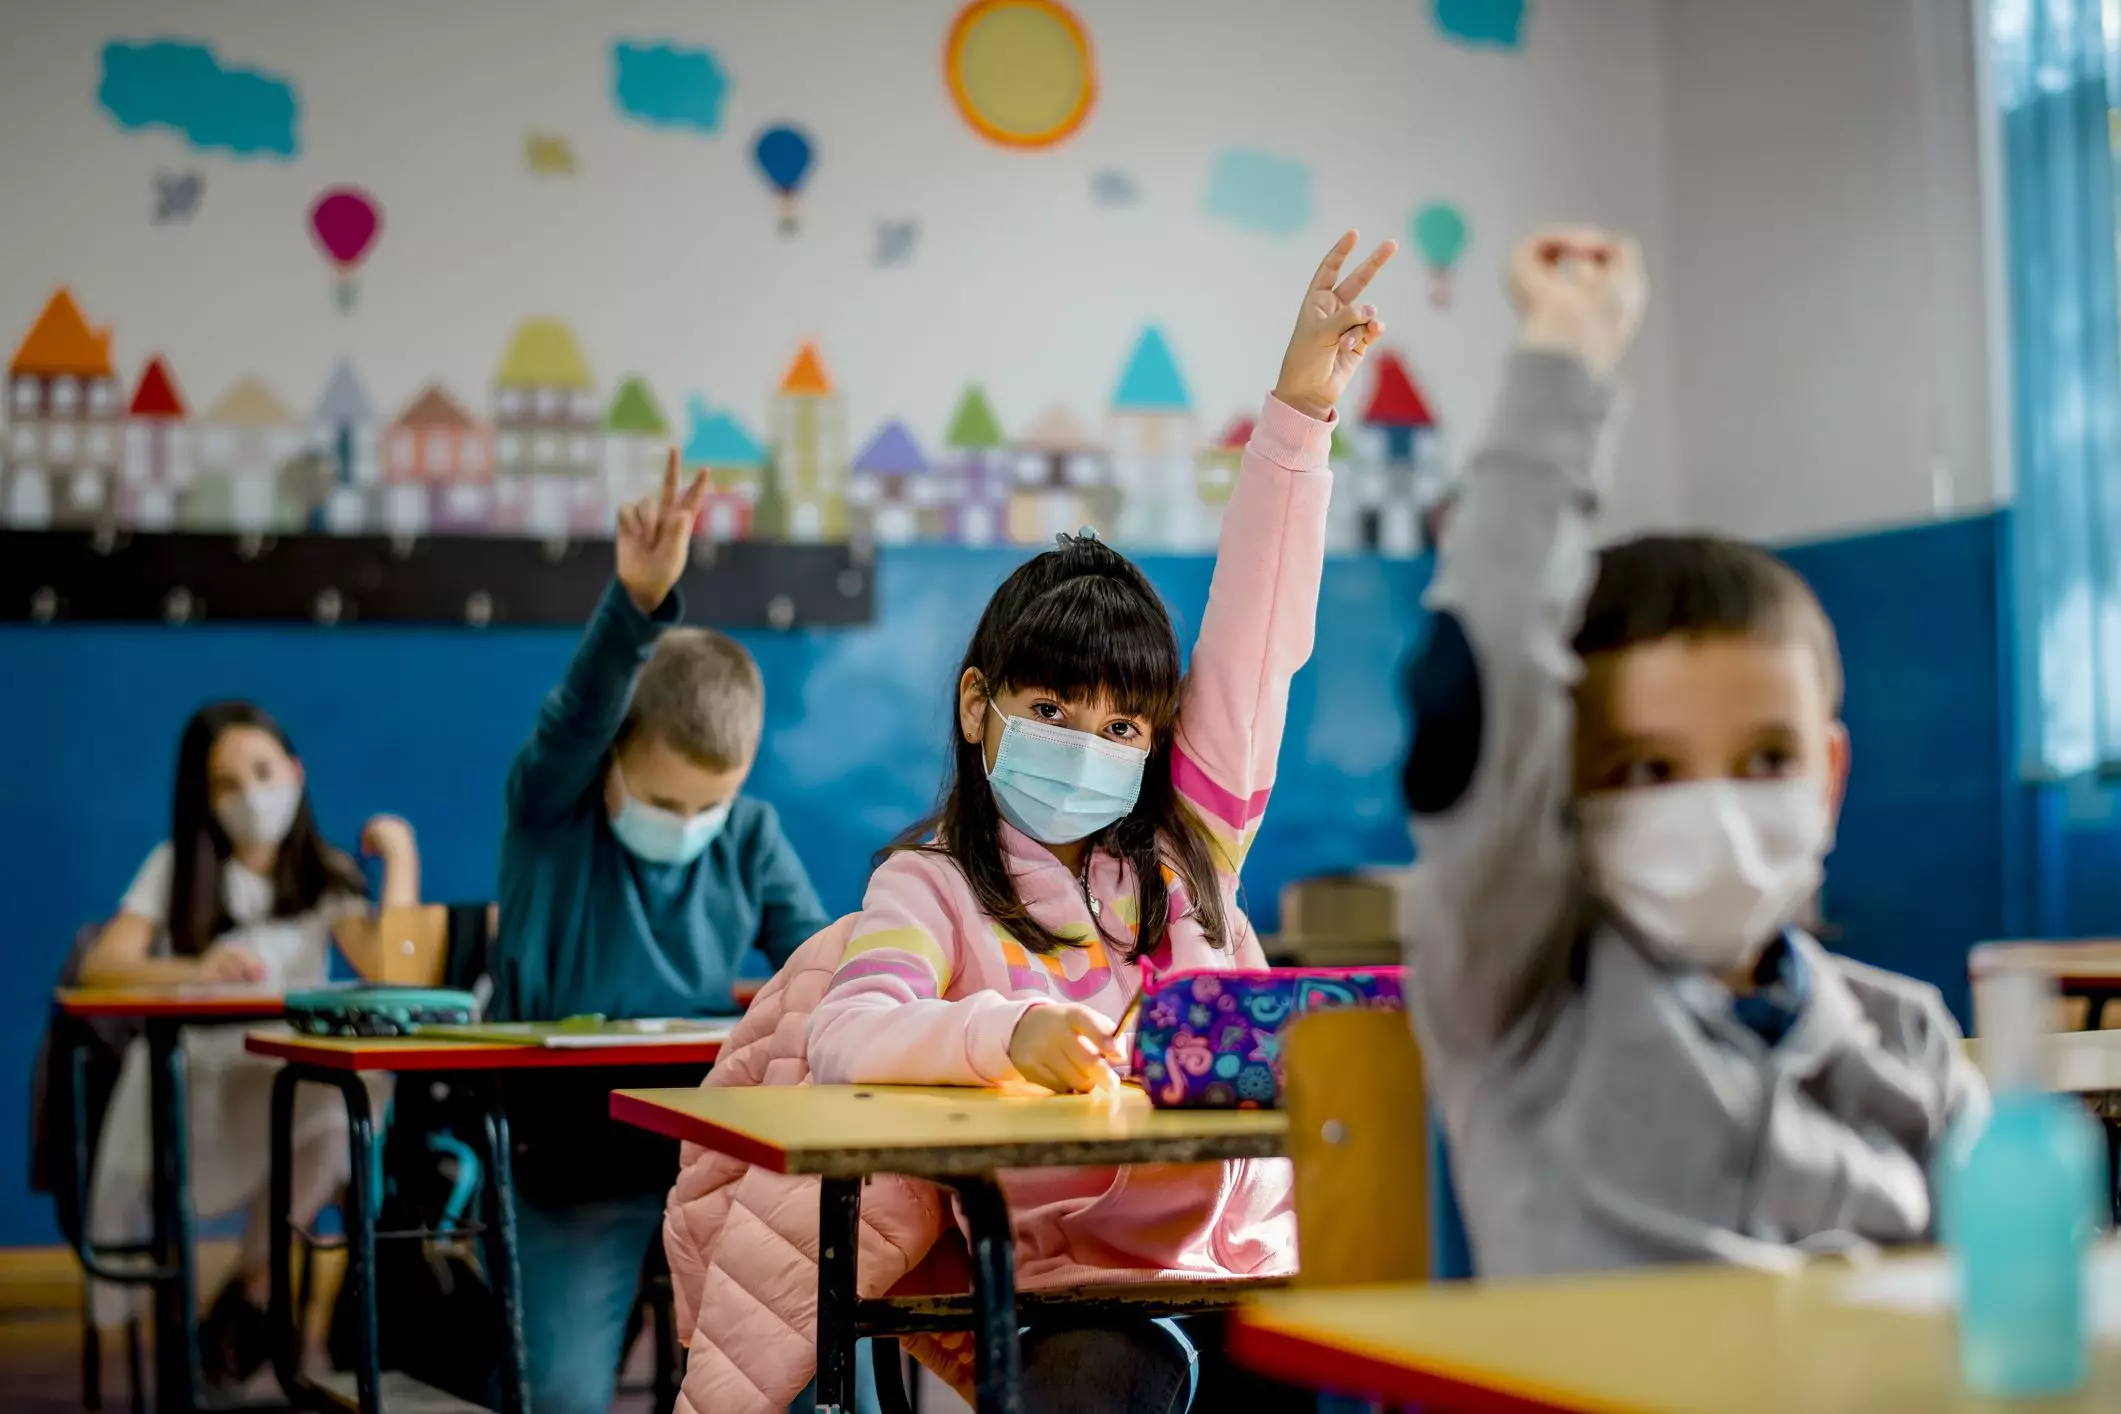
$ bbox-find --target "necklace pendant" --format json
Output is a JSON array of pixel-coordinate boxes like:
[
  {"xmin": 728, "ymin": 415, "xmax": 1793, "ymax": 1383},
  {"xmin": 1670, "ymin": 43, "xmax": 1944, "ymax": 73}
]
[{"xmin": 1087, "ymin": 893, "xmax": 1102, "ymax": 917}]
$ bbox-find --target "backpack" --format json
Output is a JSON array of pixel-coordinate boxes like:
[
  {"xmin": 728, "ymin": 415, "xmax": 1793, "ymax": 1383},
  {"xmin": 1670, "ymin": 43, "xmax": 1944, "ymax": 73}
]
[{"xmin": 326, "ymin": 904, "xmax": 505, "ymax": 1401}]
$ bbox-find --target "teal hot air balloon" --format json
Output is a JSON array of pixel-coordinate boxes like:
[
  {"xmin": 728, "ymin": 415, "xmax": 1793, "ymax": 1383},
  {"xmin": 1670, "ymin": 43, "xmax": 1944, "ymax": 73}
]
[
  {"xmin": 754, "ymin": 124, "xmax": 814, "ymax": 235},
  {"xmin": 1412, "ymin": 202, "xmax": 1469, "ymax": 308}
]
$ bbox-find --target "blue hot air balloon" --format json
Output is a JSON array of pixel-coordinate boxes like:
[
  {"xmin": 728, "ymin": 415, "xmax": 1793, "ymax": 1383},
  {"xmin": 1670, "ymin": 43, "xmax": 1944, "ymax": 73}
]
[{"xmin": 753, "ymin": 124, "xmax": 814, "ymax": 234}]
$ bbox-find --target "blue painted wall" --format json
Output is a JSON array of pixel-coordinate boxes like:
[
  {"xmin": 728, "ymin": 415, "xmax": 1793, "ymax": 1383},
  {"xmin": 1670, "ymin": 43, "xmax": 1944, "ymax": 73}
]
[
  {"xmin": 12, "ymin": 517, "xmax": 2117, "ymax": 1247},
  {"xmin": 0, "ymin": 547, "xmax": 1426, "ymax": 1245}
]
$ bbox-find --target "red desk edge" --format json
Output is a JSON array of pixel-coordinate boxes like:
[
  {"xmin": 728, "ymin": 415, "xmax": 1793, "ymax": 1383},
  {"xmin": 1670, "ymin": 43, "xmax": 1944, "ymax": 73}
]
[
  {"xmin": 245, "ymin": 1033, "xmax": 722, "ymax": 1073},
  {"xmin": 1226, "ymin": 1315, "xmax": 1580, "ymax": 1414},
  {"xmin": 608, "ymin": 1090, "xmax": 791, "ymax": 1173},
  {"xmin": 56, "ymin": 989, "xmax": 285, "ymax": 1019}
]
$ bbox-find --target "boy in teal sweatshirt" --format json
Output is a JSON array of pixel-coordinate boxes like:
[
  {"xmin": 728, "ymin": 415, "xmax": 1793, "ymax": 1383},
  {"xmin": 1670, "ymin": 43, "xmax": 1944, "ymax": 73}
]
[{"xmin": 494, "ymin": 455, "xmax": 828, "ymax": 1414}]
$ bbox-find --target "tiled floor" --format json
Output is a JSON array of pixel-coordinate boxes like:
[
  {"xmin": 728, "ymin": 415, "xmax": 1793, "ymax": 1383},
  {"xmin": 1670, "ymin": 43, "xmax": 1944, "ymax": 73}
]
[{"xmin": 0, "ymin": 1244, "xmax": 668, "ymax": 1414}]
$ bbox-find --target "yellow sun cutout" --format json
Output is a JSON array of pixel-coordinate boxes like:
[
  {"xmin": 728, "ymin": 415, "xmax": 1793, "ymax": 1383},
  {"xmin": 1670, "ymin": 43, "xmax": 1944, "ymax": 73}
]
[{"xmin": 945, "ymin": 0, "xmax": 1096, "ymax": 150}]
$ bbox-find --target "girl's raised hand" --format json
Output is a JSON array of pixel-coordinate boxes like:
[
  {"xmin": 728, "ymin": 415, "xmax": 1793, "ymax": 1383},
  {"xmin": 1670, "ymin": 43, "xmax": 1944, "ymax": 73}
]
[{"xmin": 1273, "ymin": 230, "xmax": 1398, "ymax": 421}]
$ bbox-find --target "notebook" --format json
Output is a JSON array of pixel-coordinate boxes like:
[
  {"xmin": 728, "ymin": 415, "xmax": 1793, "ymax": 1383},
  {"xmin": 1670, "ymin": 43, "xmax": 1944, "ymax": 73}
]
[{"xmin": 420, "ymin": 1017, "xmax": 736, "ymax": 1049}]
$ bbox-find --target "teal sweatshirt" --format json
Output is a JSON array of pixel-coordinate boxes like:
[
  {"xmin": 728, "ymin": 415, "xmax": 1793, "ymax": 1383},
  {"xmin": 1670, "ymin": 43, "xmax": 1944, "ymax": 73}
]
[{"xmin": 491, "ymin": 583, "xmax": 828, "ymax": 1021}]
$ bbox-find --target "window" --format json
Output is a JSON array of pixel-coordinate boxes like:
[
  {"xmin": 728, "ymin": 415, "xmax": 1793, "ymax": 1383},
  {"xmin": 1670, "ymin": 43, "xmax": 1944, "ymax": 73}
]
[
  {"xmin": 85, "ymin": 428, "xmax": 113, "ymax": 461},
  {"xmin": 496, "ymin": 386, "xmax": 523, "ymax": 420},
  {"xmin": 532, "ymin": 433, "xmax": 559, "ymax": 466},
  {"xmin": 69, "ymin": 469, "xmax": 103, "ymax": 509},
  {"xmin": 47, "ymin": 425, "xmax": 75, "ymax": 460},
  {"xmin": 10, "ymin": 377, "xmax": 37, "ymax": 416},
  {"xmin": 568, "ymin": 434, "xmax": 593, "ymax": 465},
  {"xmin": 49, "ymin": 377, "xmax": 78, "ymax": 414},
  {"xmin": 391, "ymin": 429, "xmax": 415, "ymax": 473},
  {"xmin": 495, "ymin": 433, "xmax": 521, "ymax": 467},
  {"xmin": 462, "ymin": 437, "xmax": 487, "ymax": 474},
  {"xmin": 11, "ymin": 426, "xmax": 36, "ymax": 458},
  {"xmin": 88, "ymin": 379, "xmax": 116, "ymax": 416},
  {"xmin": 570, "ymin": 390, "xmax": 598, "ymax": 421},
  {"xmin": 535, "ymin": 387, "xmax": 561, "ymax": 418},
  {"xmin": 426, "ymin": 429, "xmax": 455, "ymax": 470}
]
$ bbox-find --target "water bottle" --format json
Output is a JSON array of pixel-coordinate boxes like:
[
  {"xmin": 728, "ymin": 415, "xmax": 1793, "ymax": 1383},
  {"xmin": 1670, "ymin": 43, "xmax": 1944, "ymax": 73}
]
[{"xmin": 1942, "ymin": 967, "xmax": 2105, "ymax": 1397}]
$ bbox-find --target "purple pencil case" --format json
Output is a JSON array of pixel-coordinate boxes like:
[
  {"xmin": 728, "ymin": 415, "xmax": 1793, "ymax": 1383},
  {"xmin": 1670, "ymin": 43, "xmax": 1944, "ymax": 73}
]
[{"xmin": 1130, "ymin": 967, "xmax": 1406, "ymax": 1109}]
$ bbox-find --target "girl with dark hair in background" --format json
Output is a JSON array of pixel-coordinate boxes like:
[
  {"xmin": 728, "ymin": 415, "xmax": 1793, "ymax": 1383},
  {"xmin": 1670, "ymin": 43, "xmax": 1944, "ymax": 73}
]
[{"xmin": 79, "ymin": 700, "xmax": 420, "ymax": 1387}]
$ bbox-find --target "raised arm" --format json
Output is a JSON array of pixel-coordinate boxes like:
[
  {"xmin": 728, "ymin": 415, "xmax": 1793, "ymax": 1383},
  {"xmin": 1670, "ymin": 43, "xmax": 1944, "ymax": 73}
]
[
  {"xmin": 330, "ymin": 815, "xmax": 422, "ymax": 970},
  {"xmin": 1174, "ymin": 232, "xmax": 1395, "ymax": 874},
  {"xmin": 1402, "ymin": 228, "xmax": 1643, "ymax": 1054},
  {"xmin": 505, "ymin": 454, "xmax": 709, "ymax": 826},
  {"xmin": 805, "ymin": 854, "xmax": 1040, "ymax": 1086}
]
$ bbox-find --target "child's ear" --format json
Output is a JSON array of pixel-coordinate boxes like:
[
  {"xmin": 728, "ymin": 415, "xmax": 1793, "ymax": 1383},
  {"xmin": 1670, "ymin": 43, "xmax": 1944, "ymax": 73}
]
[
  {"xmin": 1824, "ymin": 721, "xmax": 1851, "ymax": 822},
  {"xmin": 957, "ymin": 668, "xmax": 987, "ymax": 745}
]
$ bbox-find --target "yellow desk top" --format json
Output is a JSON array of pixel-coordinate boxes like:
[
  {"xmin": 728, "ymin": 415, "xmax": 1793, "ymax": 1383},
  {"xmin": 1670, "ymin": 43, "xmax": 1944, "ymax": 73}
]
[
  {"xmin": 609, "ymin": 1083, "xmax": 1287, "ymax": 1178},
  {"xmin": 1232, "ymin": 1260, "xmax": 2121, "ymax": 1413}
]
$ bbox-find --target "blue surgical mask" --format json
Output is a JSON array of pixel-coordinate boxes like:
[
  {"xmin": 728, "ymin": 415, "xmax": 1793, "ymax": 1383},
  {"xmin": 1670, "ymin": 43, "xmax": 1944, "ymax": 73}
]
[
  {"xmin": 610, "ymin": 770, "xmax": 732, "ymax": 866},
  {"xmin": 985, "ymin": 706, "xmax": 1148, "ymax": 845}
]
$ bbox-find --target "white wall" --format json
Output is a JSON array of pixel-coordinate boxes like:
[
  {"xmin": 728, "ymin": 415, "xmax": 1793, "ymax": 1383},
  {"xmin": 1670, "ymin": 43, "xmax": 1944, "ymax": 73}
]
[
  {"xmin": 1661, "ymin": 0, "xmax": 1997, "ymax": 543},
  {"xmin": 0, "ymin": 0, "xmax": 1685, "ymax": 535}
]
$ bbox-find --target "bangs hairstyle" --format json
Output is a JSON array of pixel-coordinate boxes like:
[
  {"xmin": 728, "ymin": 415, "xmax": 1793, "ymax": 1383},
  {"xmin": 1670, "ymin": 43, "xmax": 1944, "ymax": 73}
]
[
  {"xmin": 884, "ymin": 532, "xmax": 1233, "ymax": 960},
  {"xmin": 1574, "ymin": 534, "xmax": 1844, "ymax": 712},
  {"xmin": 168, "ymin": 701, "xmax": 367, "ymax": 958}
]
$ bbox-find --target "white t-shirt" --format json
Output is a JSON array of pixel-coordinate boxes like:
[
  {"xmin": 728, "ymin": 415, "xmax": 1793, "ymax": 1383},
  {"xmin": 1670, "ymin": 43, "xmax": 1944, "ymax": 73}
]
[{"xmin": 119, "ymin": 841, "xmax": 364, "ymax": 989}]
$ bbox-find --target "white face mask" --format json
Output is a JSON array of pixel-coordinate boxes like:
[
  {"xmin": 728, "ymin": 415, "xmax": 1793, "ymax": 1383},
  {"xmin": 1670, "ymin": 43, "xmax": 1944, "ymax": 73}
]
[
  {"xmin": 214, "ymin": 782, "xmax": 303, "ymax": 849},
  {"xmin": 1576, "ymin": 778, "xmax": 1832, "ymax": 972}
]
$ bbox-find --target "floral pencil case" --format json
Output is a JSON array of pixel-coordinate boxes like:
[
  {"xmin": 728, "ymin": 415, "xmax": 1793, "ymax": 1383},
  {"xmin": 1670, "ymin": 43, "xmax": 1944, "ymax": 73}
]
[{"xmin": 1130, "ymin": 966, "xmax": 1406, "ymax": 1109}]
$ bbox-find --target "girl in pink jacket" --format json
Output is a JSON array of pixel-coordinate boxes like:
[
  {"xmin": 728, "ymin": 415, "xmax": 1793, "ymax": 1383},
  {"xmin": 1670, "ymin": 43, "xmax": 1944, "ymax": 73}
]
[{"xmin": 806, "ymin": 231, "xmax": 1397, "ymax": 1412}]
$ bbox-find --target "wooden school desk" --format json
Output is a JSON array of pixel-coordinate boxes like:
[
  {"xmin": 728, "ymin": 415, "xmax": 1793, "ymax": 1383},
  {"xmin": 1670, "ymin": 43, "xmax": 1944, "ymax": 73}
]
[
  {"xmin": 1970, "ymin": 939, "xmax": 2121, "ymax": 1028},
  {"xmin": 53, "ymin": 985, "xmax": 286, "ymax": 1414},
  {"xmin": 610, "ymin": 1083, "xmax": 1288, "ymax": 1414},
  {"xmin": 247, "ymin": 1029, "xmax": 724, "ymax": 1414},
  {"xmin": 1230, "ymin": 1257, "xmax": 2121, "ymax": 1413}
]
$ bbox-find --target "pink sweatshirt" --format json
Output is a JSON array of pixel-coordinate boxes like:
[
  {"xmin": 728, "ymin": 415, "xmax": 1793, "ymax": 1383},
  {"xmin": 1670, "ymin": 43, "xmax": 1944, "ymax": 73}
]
[{"xmin": 805, "ymin": 390, "xmax": 1332, "ymax": 1283}]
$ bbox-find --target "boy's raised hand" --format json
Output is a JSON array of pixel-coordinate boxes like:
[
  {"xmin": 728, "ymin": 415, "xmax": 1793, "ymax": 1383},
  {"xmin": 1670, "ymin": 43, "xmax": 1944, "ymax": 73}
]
[
  {"xmin": 1509, "ymin": 225, "xmax": 1647, "ymax": 376},
  {"xmin": 617, "ymin": 449, "xmax": 710, "ymax": 615},
  {"xmin": 1274, "ymin": 230, "xmax": 1398, "ymax": 422}
]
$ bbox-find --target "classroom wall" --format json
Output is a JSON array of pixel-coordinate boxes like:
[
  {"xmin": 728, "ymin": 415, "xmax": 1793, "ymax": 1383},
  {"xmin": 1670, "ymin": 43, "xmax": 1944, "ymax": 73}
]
[{"xmin": 1662, "ymin": 0, "xmax": 1999, "ymax": 542}]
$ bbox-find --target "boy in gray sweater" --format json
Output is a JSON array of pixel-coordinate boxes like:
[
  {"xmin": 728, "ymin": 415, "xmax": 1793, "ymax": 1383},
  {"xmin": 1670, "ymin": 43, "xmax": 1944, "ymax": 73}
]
[{"xmin": 1403, "ymin": 225, "xmax": 1989, "ymax": 1276}]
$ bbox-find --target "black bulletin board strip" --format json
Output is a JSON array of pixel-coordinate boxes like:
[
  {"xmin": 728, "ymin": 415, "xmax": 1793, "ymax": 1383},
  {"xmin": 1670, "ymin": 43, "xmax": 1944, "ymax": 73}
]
[{"xmin": 0, "ymin": 531, "xmax": 875, "ymax": 628}]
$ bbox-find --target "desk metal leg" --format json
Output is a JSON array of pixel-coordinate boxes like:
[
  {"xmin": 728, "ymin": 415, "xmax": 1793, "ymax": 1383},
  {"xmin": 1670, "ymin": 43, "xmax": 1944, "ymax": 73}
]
[
  {"xmin": 943, "ymin": 1176, "xmax": 1021, "ymax": 1414},
  {"xmin": 816, "ymin": 1177, "xmax": 862, "ymax": 1412},
  {"xmin": 480, "ymin": 1095, "xmax": 528, "ymax": 1414},
  {"xmin": 145, "ymin": 1017, "xmax": 204, "ymax": 1414},
  {"xmin": 268, "ymin": 1064, "xmax": 380, "ymax": 1414},
  {"xmin": 267, "ymin": 1065, "xmax": 302, "ymax": 1402}
]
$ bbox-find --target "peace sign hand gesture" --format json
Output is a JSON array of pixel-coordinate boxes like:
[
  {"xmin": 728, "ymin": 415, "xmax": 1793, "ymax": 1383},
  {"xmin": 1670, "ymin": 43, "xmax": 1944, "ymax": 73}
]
[
  {"xmin": 616, "ymin": 449, "xmax": 710, "ymax": 615},
  {"xmin": 1273, "ymin": 230, "xmax": 1399, "ymax": 422}
]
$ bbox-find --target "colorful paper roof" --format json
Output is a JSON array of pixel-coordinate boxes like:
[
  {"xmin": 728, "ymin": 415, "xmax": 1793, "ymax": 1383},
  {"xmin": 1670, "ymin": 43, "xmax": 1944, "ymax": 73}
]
[
  {"xmin": 1361, "ymin": 350, "xmax": 1436, "ymax": 430},
  {"xmin": 777, "ymin": 342, "xmax": 834, "ymax": 397},
  {"xmin": 11, "ymin": 288, "xmax": 114, "ymax": 378},
  {"xmin": 1018, "ymin": 405, "xmax": 1101, "ymax": 453},
  {"xmin": 1112, "ymin": 326, "xmax": 1189, "ymax": 412},
  {"xmin": 206, "ymin": 376, "xmax": 295, "ymax": 426},
  {"xmin": 606, "ymin": 375, "xmax": 668, "ymax": 436},
  {"xmin": 1213, "ymin": 415, "xmax": 1254, "ymax": 451},
  {"xmin": 851, "ymin": 420, "xmax": 927, "ymax": 476},
  {"xmin": 683, "ymin": 397, "xmax": 765, "ymax": 468},
  {"xmin": 944, "ymin": 384, "xmax": 1004, "ymax": 450},
  {"xmin": 314, "ymin": 359, "xmax": 373, "ymax": 426},
  {"xmin": 496, "ymin": 318, "xmax": 593, "ymax": 389},
  {"xmin": 128, "ymin": 356, "xmax": 186, "ymax": 419},
  {"xmin": 396, "ymin": 383, "xmax": 475, "ymax": 429}
]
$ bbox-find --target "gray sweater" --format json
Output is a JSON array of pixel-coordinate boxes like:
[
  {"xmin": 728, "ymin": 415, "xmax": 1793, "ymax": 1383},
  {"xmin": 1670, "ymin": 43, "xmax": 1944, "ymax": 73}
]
[{"xmin": 1403, "ymin": 351, "xmax": 1989, "ymax": 1278}]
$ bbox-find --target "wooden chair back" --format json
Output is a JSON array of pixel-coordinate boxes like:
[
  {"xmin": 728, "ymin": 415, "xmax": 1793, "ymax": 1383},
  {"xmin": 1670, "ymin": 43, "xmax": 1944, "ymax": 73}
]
[{"xmin": 1283, "ymin": 1006, "xmax": 1429, "ymax": 1288}]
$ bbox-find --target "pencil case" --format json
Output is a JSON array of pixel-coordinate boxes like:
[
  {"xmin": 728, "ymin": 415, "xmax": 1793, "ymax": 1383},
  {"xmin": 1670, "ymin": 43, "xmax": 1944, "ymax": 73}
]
[
  {"xmin": 285, "ymin": 984, "xmax": 479, "ymax": 1038},
  {"xmin": 1131, "ymin": 967, "xmax": 1405, "ymax": 1109}
]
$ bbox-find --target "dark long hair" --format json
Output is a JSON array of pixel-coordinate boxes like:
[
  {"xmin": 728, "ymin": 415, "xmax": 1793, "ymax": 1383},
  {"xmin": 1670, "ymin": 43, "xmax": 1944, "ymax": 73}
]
[
  {"xmin": 167, "ymin": 701, "xmax": 367, "ymax": 958},
  {"xmin": 882, "ymin": 534, "xmax": 1232, "ymax": 960}
]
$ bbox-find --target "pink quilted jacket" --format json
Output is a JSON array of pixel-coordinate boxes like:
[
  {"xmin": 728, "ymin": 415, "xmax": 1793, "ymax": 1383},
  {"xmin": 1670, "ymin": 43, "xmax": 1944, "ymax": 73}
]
[{"xmin": 664, "ymin": 396, "xmax": 1328, "ymax": 1413}]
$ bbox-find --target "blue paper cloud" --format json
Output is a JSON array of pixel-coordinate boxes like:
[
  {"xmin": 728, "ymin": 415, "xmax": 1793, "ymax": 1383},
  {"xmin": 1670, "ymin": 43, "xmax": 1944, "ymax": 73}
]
[
  {"xmin": 98, "ymin": 39, "xmax": 299, "ymax": 159},
  {"xmin": 1203, "ymin": 149, "xmax": 1311, "ymax": 237},
  {"xmin": 612, "ymin": 41, "xmax": 729, "ymax": 133},
  {"xmin": 1433, "ymin": 0, "xmax": 1526, "ymax": 50}
]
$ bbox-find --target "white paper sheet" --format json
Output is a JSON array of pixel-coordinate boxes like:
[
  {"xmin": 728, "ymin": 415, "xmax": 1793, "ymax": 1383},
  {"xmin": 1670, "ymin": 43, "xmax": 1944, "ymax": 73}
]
[{"xmin": 1838, "ymin": 1247, "xmax": 2121, "ymax": 1339}]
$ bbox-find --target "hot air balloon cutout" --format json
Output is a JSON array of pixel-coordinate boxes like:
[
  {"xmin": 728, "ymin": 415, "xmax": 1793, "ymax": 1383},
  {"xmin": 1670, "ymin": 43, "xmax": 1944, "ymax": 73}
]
[
  {"xmin": 1412, "ymin": 201, "xmax": 1469, "ymax": 308},
  {"xmin": 753, "ymin": 125, "xmax": 814, "ymax": 235},
  {"xmin": 309, "ymin": 186, "xmax": 382, "ymax": 313}
]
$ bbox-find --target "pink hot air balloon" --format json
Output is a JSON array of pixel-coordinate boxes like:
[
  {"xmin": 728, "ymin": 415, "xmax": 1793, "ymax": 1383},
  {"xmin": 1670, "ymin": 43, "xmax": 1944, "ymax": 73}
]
[{"xmin": 308, "ymin": 186, "xmax": 382, "ymax": 312}]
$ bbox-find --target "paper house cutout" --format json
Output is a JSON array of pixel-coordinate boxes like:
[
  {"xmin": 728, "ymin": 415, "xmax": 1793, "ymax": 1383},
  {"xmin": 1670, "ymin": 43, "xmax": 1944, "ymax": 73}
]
[
  {"xmin": 778, "ymin": 342, "xmax": 834, "ymax": 397},
  {"xmin": 129, "ymin": 357, "xmax": 186, "ymax": 419},
  {"xmin": 945, "ymin": 383, "xmax": 1005, "ymax": 450},
  {"xmin": 1112, "ymin": 326, "xmax": 1190, "ymax": 412}
]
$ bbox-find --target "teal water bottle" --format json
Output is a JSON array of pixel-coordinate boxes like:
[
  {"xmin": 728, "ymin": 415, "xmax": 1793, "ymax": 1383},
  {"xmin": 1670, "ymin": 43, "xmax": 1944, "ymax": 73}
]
[{"xmin": 1942, "ymin": 968, "xmax": 2105, "ymax": 1398}]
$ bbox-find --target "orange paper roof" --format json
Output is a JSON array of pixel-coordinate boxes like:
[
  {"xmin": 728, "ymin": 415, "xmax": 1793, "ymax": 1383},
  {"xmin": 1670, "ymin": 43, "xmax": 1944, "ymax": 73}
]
[
  {"xmin": 129, "ymin": 356, "xmax": 186, "ymax": 418},
  {"xmin": 778, "ymin": 342, "xmax": 834, "ymax": 396},
  {"xmin": 11, "ymin": 288, "xmax": 114, "ymax": 378},
  {"xmin": 396, "ymin": 383, "xmax": 475, "ymax": 429}
]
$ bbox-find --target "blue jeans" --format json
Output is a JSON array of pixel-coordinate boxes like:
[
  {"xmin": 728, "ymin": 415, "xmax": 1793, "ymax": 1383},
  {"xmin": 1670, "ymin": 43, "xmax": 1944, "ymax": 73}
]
[
  {"xmin": 1021, "ymin": 1320, "xmax": 1197, "ymax": 1414},
  {"xmin": 512, "ymin": 1190, "xmax": 664, "ymax": 1414}
]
